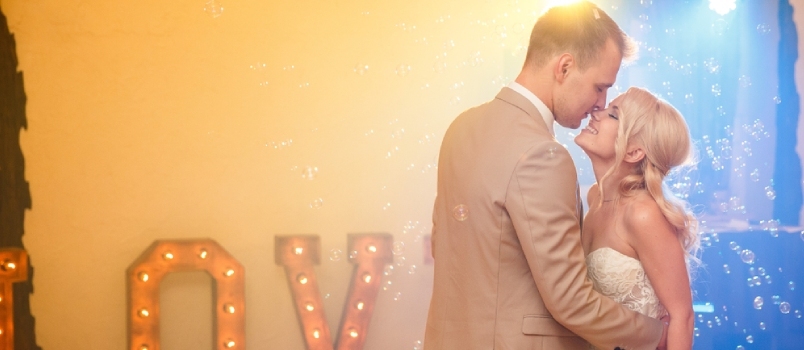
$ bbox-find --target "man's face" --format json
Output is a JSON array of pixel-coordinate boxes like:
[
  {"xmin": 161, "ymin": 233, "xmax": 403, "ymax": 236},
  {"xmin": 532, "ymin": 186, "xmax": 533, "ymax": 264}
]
[
  {"xmin": 553, "ymin": 39, "xmax": 623, "ymax": 129},
  {"xmin": 574, "ymin": 94, "xmax": 623, "ymax": 160}
]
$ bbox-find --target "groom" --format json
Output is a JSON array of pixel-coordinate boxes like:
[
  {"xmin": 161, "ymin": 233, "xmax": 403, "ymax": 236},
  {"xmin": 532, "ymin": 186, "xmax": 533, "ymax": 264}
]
[{"xmin": 424, "ymin": 2, "xmax": 668, "ymax": 350}]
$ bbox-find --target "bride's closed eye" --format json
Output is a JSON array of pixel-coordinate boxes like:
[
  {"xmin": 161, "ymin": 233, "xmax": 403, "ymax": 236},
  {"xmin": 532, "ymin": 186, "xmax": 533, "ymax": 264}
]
[{"xmin": 608, "ymin": 113, "xmax": 619, "ymax": 120}]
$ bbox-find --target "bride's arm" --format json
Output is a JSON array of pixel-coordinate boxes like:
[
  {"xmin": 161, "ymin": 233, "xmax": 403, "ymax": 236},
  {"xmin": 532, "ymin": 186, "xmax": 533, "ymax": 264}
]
[{"xmin": 622, "ymin": 197, "xmax": 694, "ymax": 350}]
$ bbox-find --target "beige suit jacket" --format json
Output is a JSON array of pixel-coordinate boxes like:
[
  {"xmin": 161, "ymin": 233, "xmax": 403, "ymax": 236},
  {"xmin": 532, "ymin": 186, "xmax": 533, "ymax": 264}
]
[{"xmin": 424, "ymin": 88, "xmax": 663, "ymax": 350}]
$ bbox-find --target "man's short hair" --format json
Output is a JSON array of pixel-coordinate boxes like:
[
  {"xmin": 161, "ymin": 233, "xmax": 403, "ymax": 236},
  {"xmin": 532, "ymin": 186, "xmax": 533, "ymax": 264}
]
[{"xmin": 524, "ymin": 1, "xmax": 637, "ymax": 70}]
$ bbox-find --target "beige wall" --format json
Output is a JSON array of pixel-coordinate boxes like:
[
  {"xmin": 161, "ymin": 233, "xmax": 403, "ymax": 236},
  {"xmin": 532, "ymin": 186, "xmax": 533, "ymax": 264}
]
[
  {"xmin": 1, "ymin": 0, "xmax": 543, "ymax": 348},
  {"xmin": 6, "ymin": 0, "xmax": 799, "ymax": 348}
]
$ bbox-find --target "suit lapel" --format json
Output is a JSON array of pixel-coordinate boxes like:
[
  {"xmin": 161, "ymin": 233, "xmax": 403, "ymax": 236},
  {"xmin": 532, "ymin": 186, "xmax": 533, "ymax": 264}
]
[{"xmin": 494, "ymin": 87, "xmax": 554, "ymax": 139}]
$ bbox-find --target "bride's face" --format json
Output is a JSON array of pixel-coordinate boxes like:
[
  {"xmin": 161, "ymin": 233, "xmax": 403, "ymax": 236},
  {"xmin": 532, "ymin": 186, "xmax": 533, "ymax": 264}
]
[{"xmin": 574, "ymin": 96, "xmax": 622, "ymax": 162}]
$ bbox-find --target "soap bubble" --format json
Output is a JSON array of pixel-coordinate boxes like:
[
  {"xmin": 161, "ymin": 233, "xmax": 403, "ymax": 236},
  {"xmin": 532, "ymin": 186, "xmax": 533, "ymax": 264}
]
[
  {"xmin": 354, "ymin": 63, "xmax": 369, "ymax": 75},
  {"xmin": 765, "ymin": 186, "xmax": 776, "ymax": 200},
  {"xmin": 711, "ymin": 84, "xmax": 722, "ymax": 96},
  {"xmin": 780, "ymin": 302, "xmax": 791, "ymax": 314},
  {"xmin": 753, "ymin": 296, "xmax": 764, "ymax": 309},
  {"xmin": 329, "ymin": 249, "xmax": 343, "ymax": 262},
  {"xmin": 395, "ymin": 64, "xmax": 411, "ymax": 77},
  {"xmin": 302, "ymin": 166, "xmax": 319, "ymax": 180},
  {"xmin": 704, "ymin": 57, "xmax": 721, "ymax": 74},
  {"xmin": 310, "ymin": 198, "xmax": 324, "ymax": 209},
  {"xmin": 392, "ymin": 242, "xmax": 405, "ymax": 255},
  {"xmin": 739, "ymin": 75, "xmax": 752, "ymax": 88},
  {"xmin": 453, "ymin": 204, "xmax": 469, "ymax": 221},
  {"xmin": 750, "ymin": 169, "xmax": 760, "ymax": 182},
  {"xmin": 204, "ymin": 0, "xmax": 224, "ymax": 18},
  {"xmin": 740, "ymin": 250, "xmax": 755, "ymax": 264}
]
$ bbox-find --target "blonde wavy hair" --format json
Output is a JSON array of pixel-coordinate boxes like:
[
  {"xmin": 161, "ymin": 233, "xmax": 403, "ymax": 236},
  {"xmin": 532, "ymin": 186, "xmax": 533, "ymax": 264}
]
[{"xmin": 598, "ymin": 87, "xmax": 701, "ymax": 275}]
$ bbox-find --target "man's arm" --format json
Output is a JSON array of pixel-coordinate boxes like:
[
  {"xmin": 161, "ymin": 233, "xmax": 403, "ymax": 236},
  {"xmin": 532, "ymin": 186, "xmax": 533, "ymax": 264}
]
[{"xmin": 505, "ymin": 140, "xmax": 663, "ymax": 350}]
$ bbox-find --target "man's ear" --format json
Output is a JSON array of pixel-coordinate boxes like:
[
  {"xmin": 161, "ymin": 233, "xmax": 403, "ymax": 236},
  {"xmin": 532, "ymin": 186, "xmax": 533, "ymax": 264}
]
[
  {"xmin": 624, "ymin": 145, "xmax": 646, "ymax": 164},
  {"xmin": 554, "ymin": 53, "xmax": 574, "ymax": 83}
]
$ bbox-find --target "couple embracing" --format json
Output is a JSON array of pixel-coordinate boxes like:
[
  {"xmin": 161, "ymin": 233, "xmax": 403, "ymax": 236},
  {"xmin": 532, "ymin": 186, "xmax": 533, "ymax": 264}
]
[{"xmin": 424, "ymin": 2, "xmax": 698, "ymax": 350}]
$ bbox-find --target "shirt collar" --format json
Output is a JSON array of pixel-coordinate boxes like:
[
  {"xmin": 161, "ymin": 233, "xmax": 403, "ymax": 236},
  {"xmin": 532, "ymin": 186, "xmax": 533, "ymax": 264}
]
[{"xmin": 507, "ymin": 82, "xmax": 555, "ymax": 136}]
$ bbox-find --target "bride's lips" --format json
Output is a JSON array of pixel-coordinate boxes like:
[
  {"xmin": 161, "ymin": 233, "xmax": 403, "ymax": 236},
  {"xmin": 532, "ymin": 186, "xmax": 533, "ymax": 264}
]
[{"xmin": 583, "ymin": 123, "xmax": 598, "ymax": 135}]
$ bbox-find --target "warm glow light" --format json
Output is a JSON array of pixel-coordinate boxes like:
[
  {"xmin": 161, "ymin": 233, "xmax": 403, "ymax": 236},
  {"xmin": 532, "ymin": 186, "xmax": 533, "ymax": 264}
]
[
  {"xmin": 277, "ymin": 234, "xmax": 392, "ymax": 350},
  {"xmin": 709, "ymin": 0, "xmax": 736, "ymax": 15},
  {"xmin": 0, "ymin": 249, "xmax": 27, "ymax": 350},
  {"xmin": 294, "ymin": 247, "xmax": 304, "ymax": 255},
  {"xmin": 128, "ymin": 240, "xmax": 245, "ymax": 350},
  {"xmin": 544, "ymin": 0, "xmax": 583, "ymax": 9}
]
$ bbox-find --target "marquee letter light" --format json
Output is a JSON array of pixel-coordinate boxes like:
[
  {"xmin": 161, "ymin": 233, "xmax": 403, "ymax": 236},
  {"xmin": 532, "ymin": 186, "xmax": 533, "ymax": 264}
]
[
  {"xmin": 275, "ymin": 233, "xmax": 393, "ymax": 350},
  {"xmin": 127, "ymin": 239, "xmax": 245, "ymax": 350},
  {"xmin": 0, "ymin": 248, "xmax": 28, "ymax": 350}
]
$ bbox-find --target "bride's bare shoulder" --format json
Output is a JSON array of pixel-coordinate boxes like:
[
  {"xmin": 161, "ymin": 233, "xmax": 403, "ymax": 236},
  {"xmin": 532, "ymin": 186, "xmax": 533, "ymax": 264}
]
[{"xmin": 621, "ymin": 193, "xmax": 675, "ymax": 247}]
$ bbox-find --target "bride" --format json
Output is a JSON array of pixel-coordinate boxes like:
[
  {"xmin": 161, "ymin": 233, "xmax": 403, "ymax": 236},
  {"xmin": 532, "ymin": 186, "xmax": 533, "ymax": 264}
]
[{"xmin": 574, "ymin": 87, "xmax": 699, "ymax": 350}]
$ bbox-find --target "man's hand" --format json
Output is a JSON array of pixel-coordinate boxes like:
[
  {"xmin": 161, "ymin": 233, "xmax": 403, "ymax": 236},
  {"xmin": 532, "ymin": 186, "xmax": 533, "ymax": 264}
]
[{"xmin": 656, "ymin": 314, "xmax": 671, "ymax": 350}]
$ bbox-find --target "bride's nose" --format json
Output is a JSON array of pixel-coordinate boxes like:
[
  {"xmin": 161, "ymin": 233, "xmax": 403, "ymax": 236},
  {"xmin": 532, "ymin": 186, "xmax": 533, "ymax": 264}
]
[{"xmin": 589, "ymin": 109, "xmax": 602, "ymax": 121}]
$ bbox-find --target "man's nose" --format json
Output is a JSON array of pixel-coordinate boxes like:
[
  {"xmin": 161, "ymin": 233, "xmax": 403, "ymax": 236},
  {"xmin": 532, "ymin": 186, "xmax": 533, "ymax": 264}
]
[{"xmin": 595, "ymin": 93, "xmax": 607, "ymax": 111}]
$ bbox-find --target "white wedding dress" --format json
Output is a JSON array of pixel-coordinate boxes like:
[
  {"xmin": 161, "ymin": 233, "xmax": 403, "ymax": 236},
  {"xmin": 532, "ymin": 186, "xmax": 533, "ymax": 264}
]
[{"xmin": 585, "ymin": 247, "xmax": 667, "ymax": 319}]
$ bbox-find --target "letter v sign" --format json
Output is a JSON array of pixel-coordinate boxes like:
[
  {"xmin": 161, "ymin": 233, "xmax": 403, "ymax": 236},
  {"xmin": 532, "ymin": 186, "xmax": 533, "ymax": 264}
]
[{"xmin": 275, "ymin": 233, "xmax": 393, "ymax": 350}]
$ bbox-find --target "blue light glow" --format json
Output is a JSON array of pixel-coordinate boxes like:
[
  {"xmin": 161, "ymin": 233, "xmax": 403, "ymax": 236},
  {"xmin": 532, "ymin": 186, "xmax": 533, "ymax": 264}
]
[{"xmin": 709, "ymin": 0, "xmax": 737, "ymax": 15}]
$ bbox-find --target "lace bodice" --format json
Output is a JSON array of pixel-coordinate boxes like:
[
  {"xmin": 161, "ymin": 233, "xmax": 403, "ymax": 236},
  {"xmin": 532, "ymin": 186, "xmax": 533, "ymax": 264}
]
[{"xmin": 585, "ymin": 247, "xmax": 667, "ymax": 319}]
